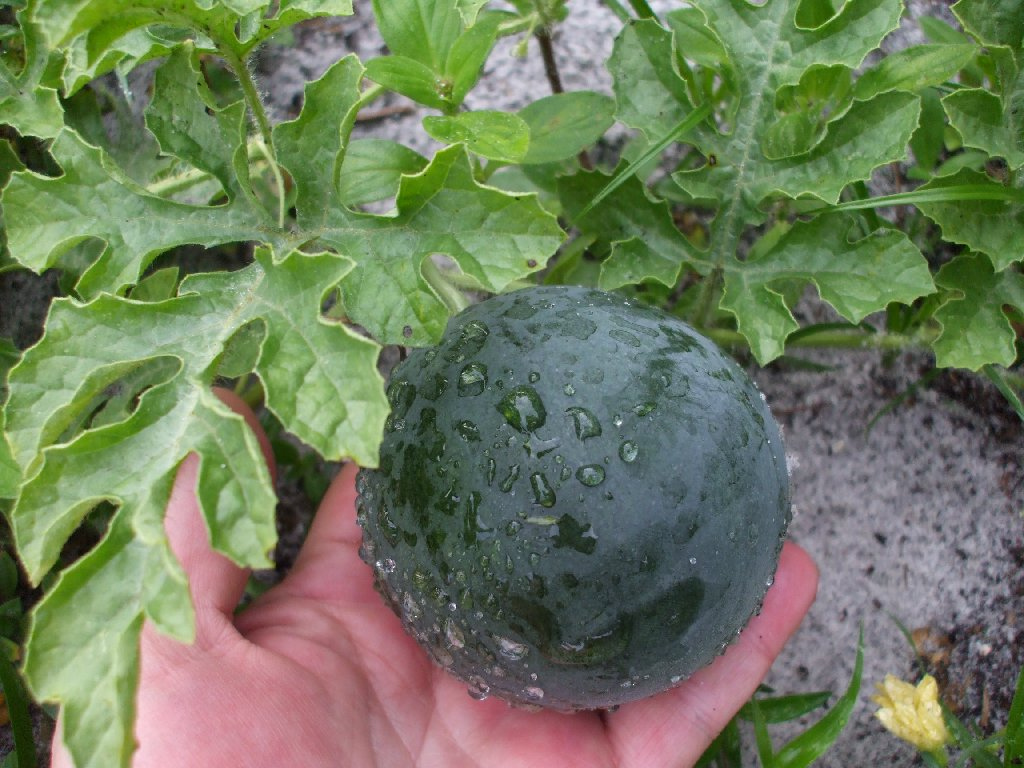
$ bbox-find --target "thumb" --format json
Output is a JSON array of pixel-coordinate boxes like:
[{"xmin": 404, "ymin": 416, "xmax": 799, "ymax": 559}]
[{"xmin": 164, "ymin": 388, "xmax": 276, "ymax": 628}]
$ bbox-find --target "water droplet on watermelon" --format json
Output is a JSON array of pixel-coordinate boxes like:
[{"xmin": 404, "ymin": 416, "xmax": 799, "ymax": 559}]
[
  {"xmin": 456, "ymin": 420, "xmax": 481, "ymax": 441},
  {"xmin": 524, "ymin": 686, "xmax": 545, "ymax": 700},
  {"xmin": 632, "ymin": 402, "xmax": 656, "ymax": 417},
  {"xmin": 500, "ymin": 464, "xmax": 520, "ymax": 493},
  {"xmin": 566, "ymin": 406, "xmax": 602, "ymax": 440},
  {"xmin": 530, "ymin": 472, "xmax": 556, "ymax": 507},
  {"xmin": 423, "ymin": 373, "xmax": 448, "ymax": 401},
  {"xmin": 619, "ymin": 440, "xmax": 638, "ymax": 463},
  {"xmin": 496, "ymin": 386, "xmax": 547, "ymax": 433},
  {"xmin": 402, "ymin": 593, "xmax": 422, "ymax": 621},
  {"xmin": 445, "ymin": 618, "xmax": 466, "ymax": 649},
  {"xmin": 497, "ymin": 636, "xmax": 529, "ymax": 660},
  {"xmin": 458, "ymin": 362, "xmax": 488, "ymax": 396},
  {"xmin": 446, "ymin": 320, "xmax": 490, "ymax": 363},
  {"xmin": 609, "ymin": 329, "xmax": 641, "ymax": 347},
  {"xmin": 576, "ymin": 465, "xmax": 605, "ymax": 487}
]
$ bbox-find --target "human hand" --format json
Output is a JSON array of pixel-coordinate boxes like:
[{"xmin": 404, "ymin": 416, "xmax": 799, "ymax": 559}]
[{"xmin": 52, "ymin": 392, "xmax": 818, "ymax": 768}]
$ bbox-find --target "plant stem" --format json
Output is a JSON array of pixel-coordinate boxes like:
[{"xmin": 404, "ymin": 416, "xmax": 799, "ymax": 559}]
[
  {"xmin": 536, "ymin": 30, "xmax": 564, "ymax": 94},
  {"xmin": 0, "ymin": 650, "xmax": 37, "ymax": 768},
  {"xmin": 532, "ymin": 3, "xmax": 593, "ymax": 169},
  {"xmin": 599, "ymin": 0, "xmax": 632, "ymax": 22},
  {"xmin": 355, "ymin": 83, "xmax": 387, "ymax": 112},
  {"xmin": 703, "ymin": 326, "xmax": 937, "ymax": 354},
  {"xmin": 255, "ymin": 139, "xmax": 287, "ymax": 229},
  {"xmin": 147, "ymin": 166, "xmax": 213, "ymax": 198},
  {"xmin": 692, "ymin": 266, "xmax": 723, "ymax": 329},
  {"xmin": 422, "ymin": 258, "xmax": 470, "ymax": 315},
  {"xmin": 222, "ymin": 48, "xmax": 286, "ymax": 228},
  {"xmin": 626, "ymin": 0, "xmax": 657, "ymax": 18}
]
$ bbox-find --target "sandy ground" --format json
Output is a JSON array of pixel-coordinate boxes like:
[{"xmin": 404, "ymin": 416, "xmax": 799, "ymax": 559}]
[{"xmin": 1, "ymin": 0, "xmax": 1022, "ymax": 765}]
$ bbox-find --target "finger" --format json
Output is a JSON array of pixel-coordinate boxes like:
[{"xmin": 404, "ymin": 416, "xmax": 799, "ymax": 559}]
[
  {"xmin": 48, "ymin": 716, "xmax": 72, "ymax": 768},
  {"xmin": 162, "ymin": 389, "xmax": 275, "ymax": 629},
  {"xmin": 272, "ymin": 462, "xmax": 379, "ymax": 606},
  {"xmin": 213, "ymin": 387, "xmax": 277, "ymax": 484},
  {"xmin": 605, "ymin": 541, "xmax": 818, "ymax": 768}
]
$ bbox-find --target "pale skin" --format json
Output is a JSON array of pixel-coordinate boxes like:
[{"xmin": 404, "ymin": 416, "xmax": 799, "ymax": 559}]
[{"xmin": 53, "ymin": 391, "xmax": 819, "ymax": 768}]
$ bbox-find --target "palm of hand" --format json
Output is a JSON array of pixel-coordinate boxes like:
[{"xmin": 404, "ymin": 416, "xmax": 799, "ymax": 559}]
[{"xmin": 53, "ymin": 400, "xmax": 817, "ymax": 768}]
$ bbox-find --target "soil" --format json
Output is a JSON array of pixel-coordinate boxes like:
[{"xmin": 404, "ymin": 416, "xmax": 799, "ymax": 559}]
[{"xmin": 0, "ymin": 1, "xmax": 1022, "ymax": 765}]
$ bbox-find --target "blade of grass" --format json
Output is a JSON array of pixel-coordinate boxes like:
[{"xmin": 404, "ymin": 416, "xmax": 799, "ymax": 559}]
[
  {"xmin": 943, "ymin": 705, "xmax": 996, "ymax": 766},
  {"xmin": 951, "ymin": 732, "xmax": 1006, "ymax": 768},
  {"xmin": 885, "ymin": 611, "xmax": 932, "ymax": 679},
  {"xmin": 1004, "ymin": 663, "xmax": 1024, "ymax": 765},
  {"xmin": 981, "ymin": 365, "xmax": 1024, "ymax": 423},
  {"xmin": 695, "ymin": 718, "xmax": 742, "ymax": 768},
  {"xmin": 0, "ymin": 650, "xmax": 38, "ymax": 768},
  {"xmin": 827, "ymin": 185, "xmax": 1024, "ymax": 212},
  {"xmin": 749, "ymin": 697, "xmax": 781, "ymax": 768},
  {"xmin": 740, "ymin": 691, "xmax": 833, "ymax": 724},
  {"xmin": 573, "ymin": 103, "xmax": 712, "ymax": 223},
  {"xmin": 774, "ymin": 630, "xmax": 864, "ymax": 768}
]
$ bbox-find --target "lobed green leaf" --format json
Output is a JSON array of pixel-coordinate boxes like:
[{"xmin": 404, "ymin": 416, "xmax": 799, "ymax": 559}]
[
  {"xmin": 0, "ymin": 129, "xmax": 282, "ymax": 298},
  {"xmin": 32, "ymin": 0, "xmax": 352, "ymax": 65},
  {"xmin": 5, "ymin": 245, "xmax": 388, "ymax": 767},
  {"xmin": 274, "ymin": 54, "xmax": 365, "ymax": 228},
  {"xmin": 915, "ymin": 169, "xmax": 1024, "ymax": 271},
  {"xmin": 322, "ymin": 145, "xmax": 563, "ymax": 346},
  {"xmin": 952, "ymin": 0, "xmax": 1024, "ymax": 49},
  {"xmin": 932, "ymin": 252, "xmax": 1024, "ymax": 370},
  {"xmin": 336, "ymin": 139, "xmax": 428, "ymax": 208},
  {"xmin": 722, "ymin": 216, "xmax": 934, "ymax": 364},
  {"xmin": 557, "ymin": 167, "xmax": 709, "ymax": 290},
  {"xmin": 0, "ymin": 413, "xmax": 17, "ymax": 499},
  {"xmin": 0, "ymin": 15, "xmax": 63, "ymax": 139},
  {"xmin": 607, "ymin": 18, "xmax": 706, "ymax": 147},
  {"xmin": 943, "ymin": 87, "xmax": 1024, "ymax": 170},
  {"xmin": 145, "ymin": 42, "xmax": 252, "ymax": 202}
]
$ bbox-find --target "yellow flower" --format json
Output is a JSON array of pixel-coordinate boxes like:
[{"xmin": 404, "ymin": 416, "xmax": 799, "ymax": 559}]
[{"xmin": 872, "ymin": 674, "xmax": 952, "ymax": 753}]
